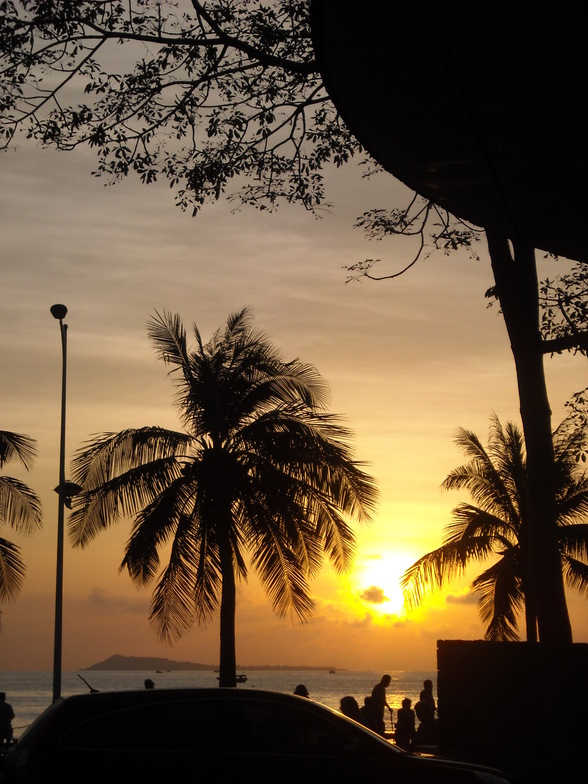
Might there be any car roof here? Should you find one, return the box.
[55,687,329,707]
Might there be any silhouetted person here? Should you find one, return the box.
[415,698,438,745]
[144,679,155,690]
[293,684,309,698]
[371,674,393,736]
[395,697,416,749]
[339,695,362,722]
[360,695,377,731]
[419,679,436,713]
[0,692,15,748]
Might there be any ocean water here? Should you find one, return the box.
[1,669,435,738]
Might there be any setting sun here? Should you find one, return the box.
[351,552,415,618]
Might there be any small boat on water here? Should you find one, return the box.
[216,673,248,683]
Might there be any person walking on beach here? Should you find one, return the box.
[0,692,15,748]
[371,674,393,736]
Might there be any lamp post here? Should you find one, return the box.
[50,303,68,703]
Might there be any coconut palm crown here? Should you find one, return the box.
[401,414,588,642]
[69,308,377,685]
[0,430,43,629]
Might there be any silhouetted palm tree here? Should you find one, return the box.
[0,431,43,628]
[401,414,588,641]
[69,309,377,685]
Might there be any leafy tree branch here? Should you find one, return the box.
[1,0,359,214]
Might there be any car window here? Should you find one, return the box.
[237,700,372,756]
[59,696,379,758]
[60,698,230,753]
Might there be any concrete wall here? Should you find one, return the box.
[436,640,588,783]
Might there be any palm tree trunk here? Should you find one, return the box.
[486,231,572,644]
[523,581,538,643]
[217,529,237,688]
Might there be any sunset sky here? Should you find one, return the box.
[1,129,586,672]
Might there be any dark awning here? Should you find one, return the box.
[311,1,588,263]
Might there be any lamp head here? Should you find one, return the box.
[50,304,68,320]
[54,481,83,509]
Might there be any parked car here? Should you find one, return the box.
[0,688,511,783]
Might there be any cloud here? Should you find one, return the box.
[386,616,411,628]
[84,587,150,614]
[446,591,478,605]
[359,585,389,604]
[346,613,374,630]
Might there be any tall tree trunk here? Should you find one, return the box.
[519,496,538,642]
[486,231,572,644]
[218,531,237,687]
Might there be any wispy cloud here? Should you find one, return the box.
[446,591,478,605]
[85,587,150,614]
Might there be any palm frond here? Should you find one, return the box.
[237,465,323,578]
[471,553,522,641]
[240,408,377,518]
[71,427,190,489]
[401,535,496,610]
[150,503,224,641]
[561,555,588,594]
[558,523,588,558]
[120,479,197,584]
[236,411,374,576]
[442,418,521,524]
[312,505,356,575]
[191,524,223,626]
[0,431,37,470]
[556,478,588,525]
[445,504,518,545]
[0,537,26,605]
[250,530,315,621]
[147,310,189,370]
[68,456,184,547]
[0,476,43,534]
[149,555,199,644]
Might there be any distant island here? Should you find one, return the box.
[84,655,213,672]
[84,654,340,672]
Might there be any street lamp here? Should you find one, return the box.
[50,303,71,702]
